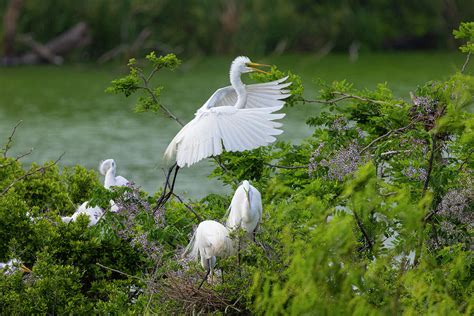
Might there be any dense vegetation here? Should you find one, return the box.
[1,0,474,58]
[0,23,473,314]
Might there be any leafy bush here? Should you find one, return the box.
[0,22,473,314]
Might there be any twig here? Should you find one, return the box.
[0,148,33,168]
[360,121,417,154]
[422,134,436,195]
[353,210,373,252]
[96,262,143,281]
[0,152,65,196]
[304,91,391,106]
[137,71,184,126]
[264,162,307,169]
[171,192,203,222]
[461,51,471,73]
[3,120,22,158]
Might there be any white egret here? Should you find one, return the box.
[100,158,130,212]
[226,180,262,237]
[0,259,32,275]
[183,220,235,288]
[165,56,290,168]
[100,159,129,189]
[61,201,104,227]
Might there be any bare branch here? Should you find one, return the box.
[353,210,373,252]
[96,262,143,281]
[171,192,203,222]
[264,162,307,169]
[0,147,33,168]
[2,120,22,158]
[360,120,417,154]
[461,51,471,74]
[304,91,392,106]
[0,152,64,196]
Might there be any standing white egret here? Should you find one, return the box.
[165,56,290,168]
[183,220,235,288]
[100,158,130,212]
[226,180,262,237]
[0,259,32,275]
[61,201,104,226]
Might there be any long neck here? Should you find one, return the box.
[104,168,115,188]
[230,69,247,109]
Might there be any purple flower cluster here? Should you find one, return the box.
[432,187,473,249]
[112,184,164,263]
[402,165,427,182]
[319,142,368,181]
[330,117,350,131]
[308,143,324,176]
[410,95,440,130]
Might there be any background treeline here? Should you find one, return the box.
[1,0,474,61]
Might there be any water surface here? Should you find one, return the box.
[0,52,467,197]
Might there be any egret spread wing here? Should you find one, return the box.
[206,76,291,109]
[165,105,285,167]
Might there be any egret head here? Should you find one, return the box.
[231,56,271,75]
[99,159,116,175]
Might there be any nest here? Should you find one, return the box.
[161,272,242,314]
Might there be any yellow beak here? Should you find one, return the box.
[20,264,32,273]
[246,62,272,74]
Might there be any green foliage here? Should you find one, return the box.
[454,22,474,53]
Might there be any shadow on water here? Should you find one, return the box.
[0,52,467,197]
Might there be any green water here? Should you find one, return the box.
[0,52,468,197]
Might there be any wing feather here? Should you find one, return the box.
[169,106,285,167]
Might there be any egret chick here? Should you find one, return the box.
[0,259,32,275]
[61,201,104,227]
[100,158,130,212]
[226,180,262,237]
[100,159,129,189]
[183,220,235,288]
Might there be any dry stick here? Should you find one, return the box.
[3,120,22,158]
[264,162,307,169]
[0,152,65,196]
[96,262,143,281]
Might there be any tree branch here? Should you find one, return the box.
[96,262,143,280]
[360,120,417,154]
[304,91,391,106]
[264,162,307,169]
[461,51,471,74]
[2,120,22,158]
[0,152,64,196]
[353,210,373,252]
[422,134,436,195]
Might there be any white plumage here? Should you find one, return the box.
[165,56,290,168]
[226,180,262,236]
[100,158,130,212]
[183,220,235,279]
[100,159,129,189]
[0,259,32,275]
[61,201,104,227]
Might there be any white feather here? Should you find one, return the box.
[164,56,290,167]
[226,181,262,235]
[61,201,104,227]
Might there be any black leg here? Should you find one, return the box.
[198,259,212,290]
[156,163,180,209]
